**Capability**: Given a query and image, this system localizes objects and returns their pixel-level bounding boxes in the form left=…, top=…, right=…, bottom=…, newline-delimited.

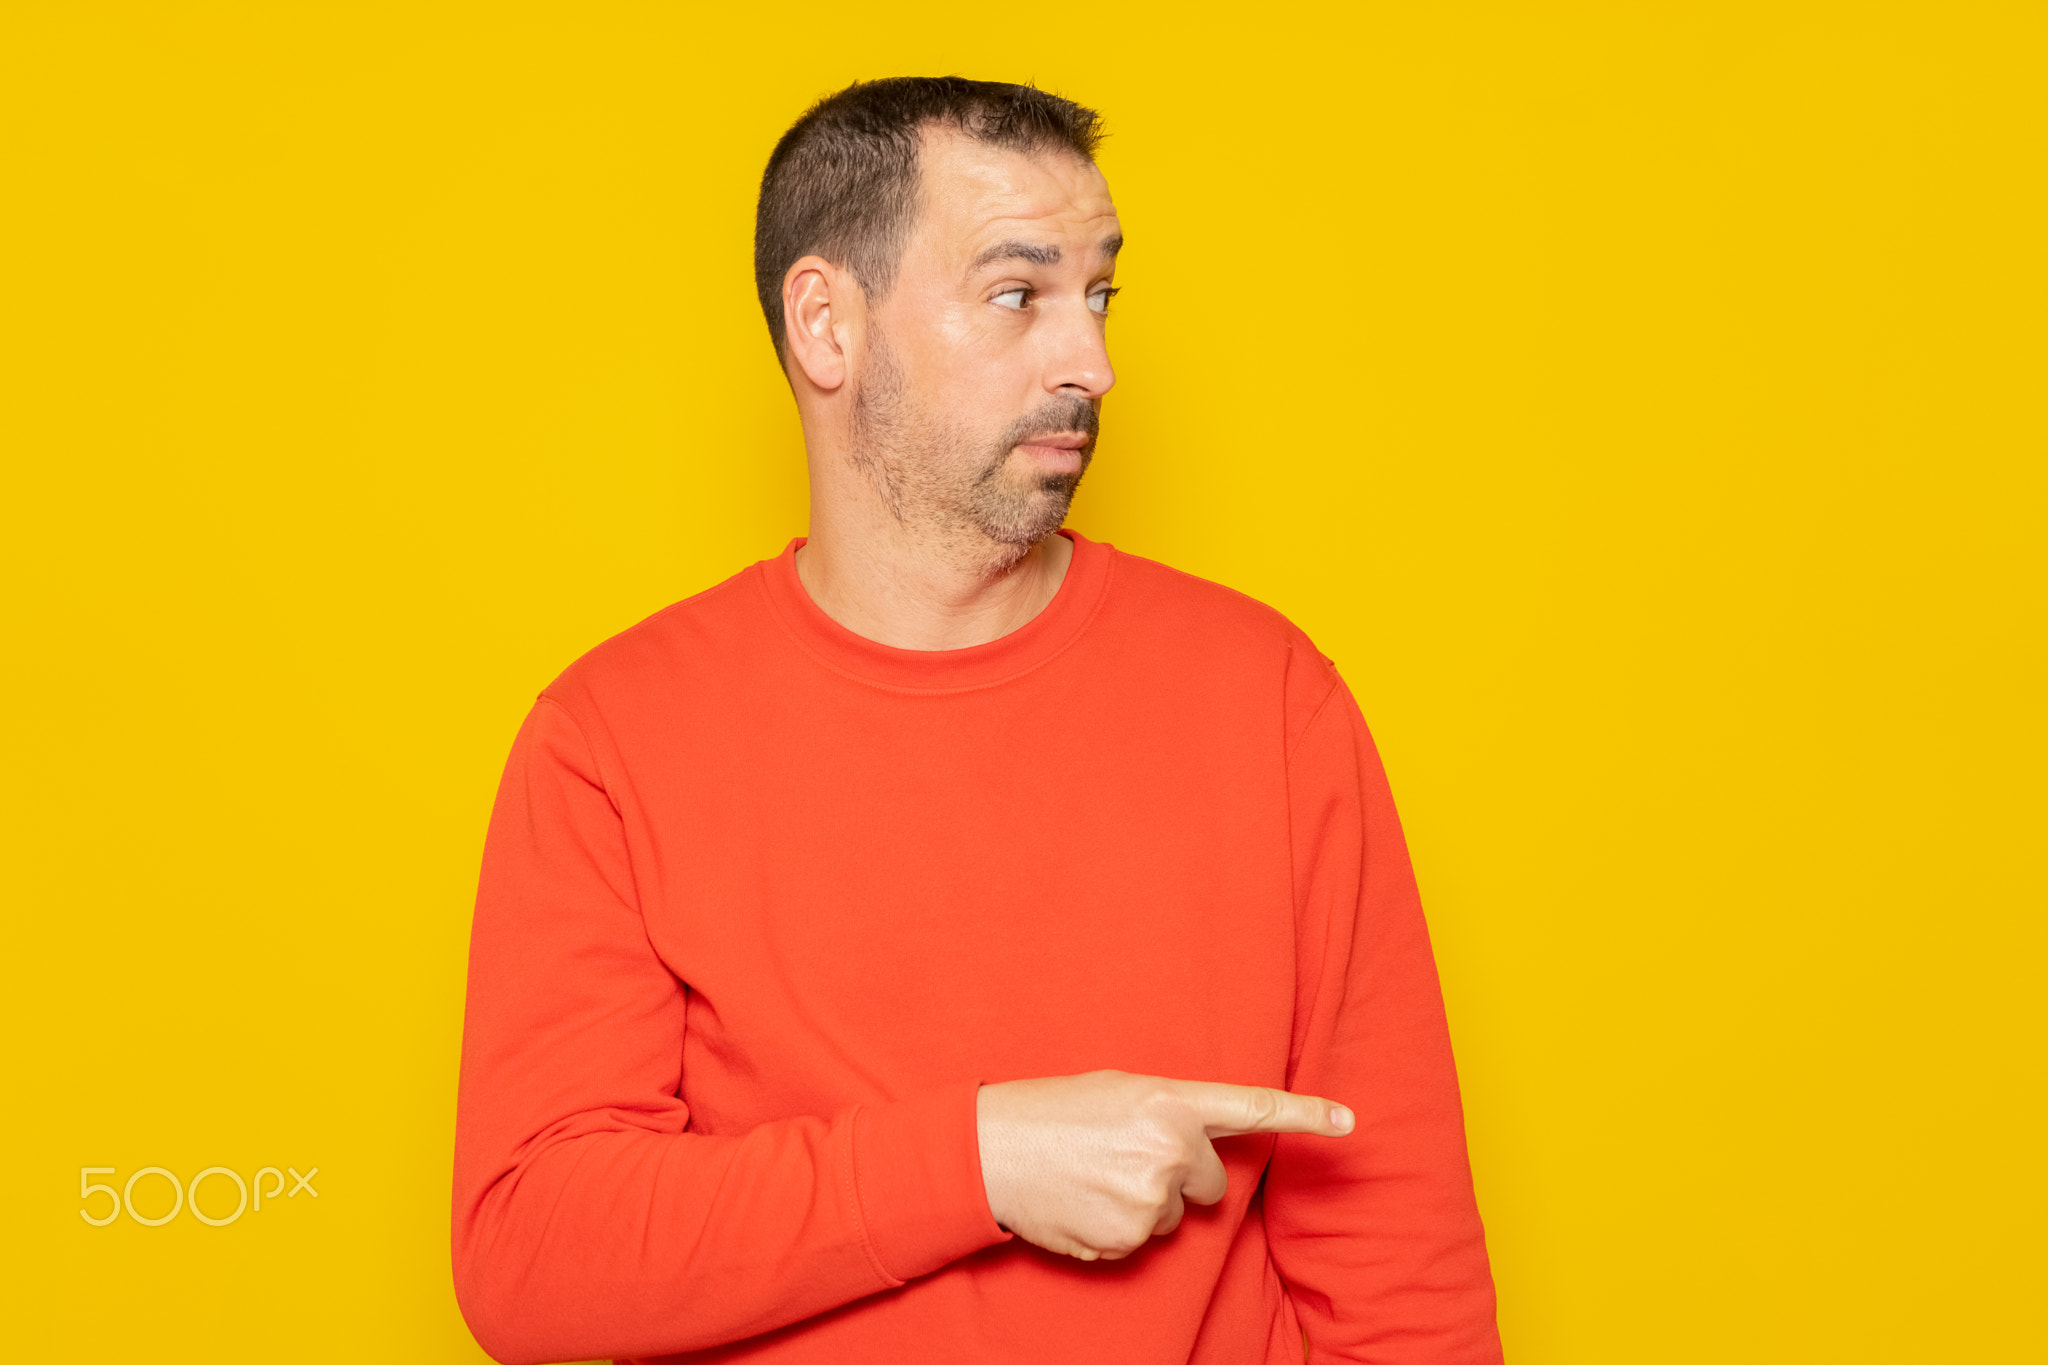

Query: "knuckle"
left=1136, top=1079, right=1179, bottom=1118
left=1112, top=1213, right=1154, bottom=1255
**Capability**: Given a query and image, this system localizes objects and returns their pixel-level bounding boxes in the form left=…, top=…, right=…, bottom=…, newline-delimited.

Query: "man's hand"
left=975, top=1070, right=1354, bottom=1262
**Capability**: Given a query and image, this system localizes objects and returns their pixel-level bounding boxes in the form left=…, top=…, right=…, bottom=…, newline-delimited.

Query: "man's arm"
left=451, top=696, right=1009, bottom=1363
left=1264, top=678, right=1503, bottom=1362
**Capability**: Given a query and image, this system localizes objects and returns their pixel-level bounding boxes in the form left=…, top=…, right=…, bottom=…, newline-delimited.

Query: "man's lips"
left=1013, top=432, right=1093, bottom=473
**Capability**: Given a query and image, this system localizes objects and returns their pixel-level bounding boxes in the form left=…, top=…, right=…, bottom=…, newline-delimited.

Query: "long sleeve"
left=1265, top=676, right=1503, bottom=1363
left=450, top=695, right=1007, bottom=1364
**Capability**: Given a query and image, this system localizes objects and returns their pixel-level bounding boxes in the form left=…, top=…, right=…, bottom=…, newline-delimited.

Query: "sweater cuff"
left=849, top=1079, right=1012, bottom=1284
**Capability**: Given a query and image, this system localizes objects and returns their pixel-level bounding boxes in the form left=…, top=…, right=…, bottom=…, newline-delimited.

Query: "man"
left=453, top=77, right=1501, bottom=1364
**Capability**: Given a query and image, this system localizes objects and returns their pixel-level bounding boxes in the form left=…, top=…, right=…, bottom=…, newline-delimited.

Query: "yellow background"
left=4, top=2, right=2041, bottom=1360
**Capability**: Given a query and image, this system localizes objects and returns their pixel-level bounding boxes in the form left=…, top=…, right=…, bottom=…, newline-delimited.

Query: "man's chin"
left=964, top=486, right=1073, bottom=550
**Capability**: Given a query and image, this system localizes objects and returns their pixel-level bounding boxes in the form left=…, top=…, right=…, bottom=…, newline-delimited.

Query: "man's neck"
left=794, top=518, right=1075, bottom=652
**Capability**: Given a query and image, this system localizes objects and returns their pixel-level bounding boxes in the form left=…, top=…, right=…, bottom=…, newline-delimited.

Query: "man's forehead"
left=915, top=129, right=1120, bottom=265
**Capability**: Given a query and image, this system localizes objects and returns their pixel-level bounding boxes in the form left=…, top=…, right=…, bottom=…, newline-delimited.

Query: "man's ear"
left=783, top=255, right=859, bottom=392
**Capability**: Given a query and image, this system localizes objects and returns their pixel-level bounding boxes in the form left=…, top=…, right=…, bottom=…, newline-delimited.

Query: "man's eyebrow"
left=968, top=239, right=1063, bottom=272
left=966, top=234, right=1124, bottom=274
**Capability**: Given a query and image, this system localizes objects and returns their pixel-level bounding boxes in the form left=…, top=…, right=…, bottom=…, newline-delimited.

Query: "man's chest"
left=602, top=673, right=1302, bottom=1129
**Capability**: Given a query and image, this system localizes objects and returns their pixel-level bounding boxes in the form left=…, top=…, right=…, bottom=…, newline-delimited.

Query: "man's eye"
left=993, top=288, right=1029, bottom=310
left=1088, top=287, right=1120, bottom=316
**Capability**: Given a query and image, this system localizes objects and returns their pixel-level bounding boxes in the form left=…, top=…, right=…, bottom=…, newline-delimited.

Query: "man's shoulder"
left=1097, top=543, right=1345, bottom=717
left=537, top=557, right=772, bottom=713
left=529, top=539, right=1350, bottom=728
left=1103, top=543, right=1332, bottom=664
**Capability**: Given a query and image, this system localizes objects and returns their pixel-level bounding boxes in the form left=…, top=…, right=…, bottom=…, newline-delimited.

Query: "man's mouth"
left=1013, top=433, right=1093, bottom=474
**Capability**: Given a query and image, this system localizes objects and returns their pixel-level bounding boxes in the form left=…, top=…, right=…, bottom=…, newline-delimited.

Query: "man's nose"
left=1043, top=297, right=1117, bottom=401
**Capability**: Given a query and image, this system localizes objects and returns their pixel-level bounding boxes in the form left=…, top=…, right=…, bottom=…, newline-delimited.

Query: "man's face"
left=849, top=129, right=1121, bottom=553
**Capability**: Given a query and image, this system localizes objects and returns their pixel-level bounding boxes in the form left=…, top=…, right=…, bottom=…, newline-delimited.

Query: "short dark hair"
left=753, top=77, right=1105, bottom=359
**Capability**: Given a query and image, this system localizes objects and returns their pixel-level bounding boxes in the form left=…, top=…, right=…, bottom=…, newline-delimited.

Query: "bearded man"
left=452, top=77, right=1503, bottom=1365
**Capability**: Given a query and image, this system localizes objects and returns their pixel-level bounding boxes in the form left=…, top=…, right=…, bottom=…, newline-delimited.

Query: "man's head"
left=756, top=79, right=1122, bottom=562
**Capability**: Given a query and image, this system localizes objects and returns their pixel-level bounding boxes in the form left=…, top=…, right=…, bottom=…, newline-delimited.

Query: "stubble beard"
left=848, top=328, right=1097, bottom=570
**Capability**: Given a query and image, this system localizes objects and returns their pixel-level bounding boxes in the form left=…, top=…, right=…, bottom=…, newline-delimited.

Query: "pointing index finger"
left=1189, top=1082, right=1355, bottom=1138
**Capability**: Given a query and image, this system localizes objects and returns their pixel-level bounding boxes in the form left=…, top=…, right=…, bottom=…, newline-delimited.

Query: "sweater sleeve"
left=1264, top=676, right=1503, bottom=1363
left=450, top=695, right=1009, bottom=1364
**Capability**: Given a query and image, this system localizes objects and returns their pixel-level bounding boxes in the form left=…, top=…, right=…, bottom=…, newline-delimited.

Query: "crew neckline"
left=756, top=529, right=1115, bottom=694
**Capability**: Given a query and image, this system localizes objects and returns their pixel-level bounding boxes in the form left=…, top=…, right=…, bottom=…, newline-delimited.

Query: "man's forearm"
left=453, top=1082, right=1002, bottom=1362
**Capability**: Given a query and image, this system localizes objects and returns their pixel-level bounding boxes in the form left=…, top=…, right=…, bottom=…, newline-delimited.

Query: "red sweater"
left=452, top=531, right=1501, bottom=1364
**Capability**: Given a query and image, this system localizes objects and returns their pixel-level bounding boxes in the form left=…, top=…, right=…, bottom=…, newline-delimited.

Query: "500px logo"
left=79, top=1165, right=320, bottom=1227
